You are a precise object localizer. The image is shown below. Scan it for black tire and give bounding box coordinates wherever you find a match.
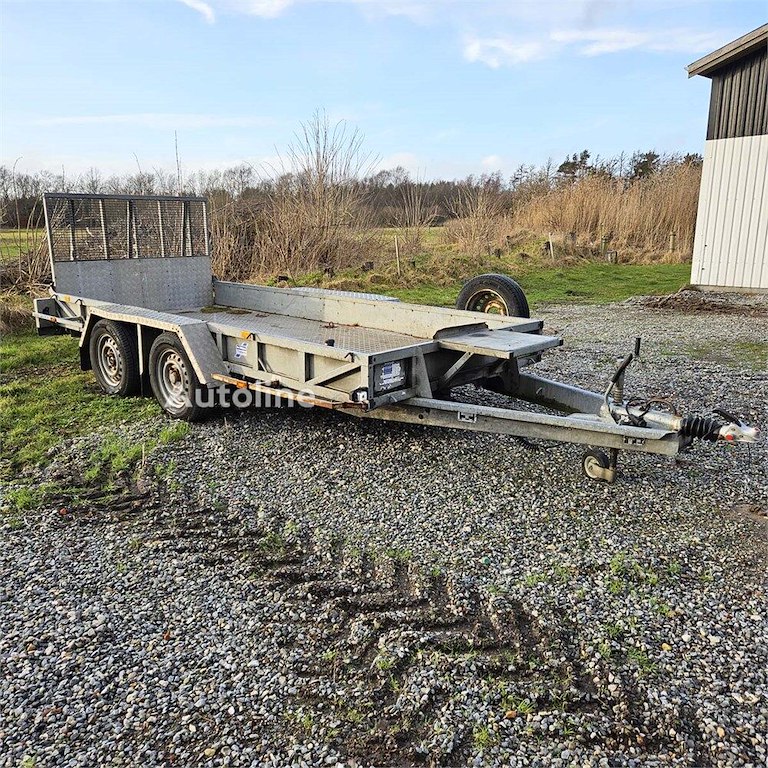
[89,319,140,396]
[582,449,610,481]
[148,332,204,421]
[456,274,530,318]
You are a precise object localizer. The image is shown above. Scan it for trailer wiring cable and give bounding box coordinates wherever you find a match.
[712,407,743,425]
[623,396,681,427]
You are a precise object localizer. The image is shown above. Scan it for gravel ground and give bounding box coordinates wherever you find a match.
[1,299,766,768]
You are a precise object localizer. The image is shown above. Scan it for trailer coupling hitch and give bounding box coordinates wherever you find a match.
[680,412,760,443]
[603,344,760,445]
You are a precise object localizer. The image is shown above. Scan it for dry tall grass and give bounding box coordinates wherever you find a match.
[512,163,700,260]
[444,184,508,256]
[0,203,51,293]
[0,291,33,334]
[2,138,703,286]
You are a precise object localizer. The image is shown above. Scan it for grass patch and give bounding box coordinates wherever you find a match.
[4,480,120,517]
[0,323,74,373]
[1,329,158,476]
[627,647,657,676]
[679,340,768,371]
[384,546,412,562]
[0,229,45,263]
[385,263,690,309]
[83,435,147,482]
[374,653,397,672]
[159,421,190,444]
[472,725,498,751]
[5,484,57,512]
[522,571,548,587]
[258,531,287,556]
[497,681,535,716]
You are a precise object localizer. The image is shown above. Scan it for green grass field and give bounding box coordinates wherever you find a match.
[0,229,45,263]
[385,263,690,307]
[0,330,159,476]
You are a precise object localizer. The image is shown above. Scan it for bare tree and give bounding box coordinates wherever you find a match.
[245,111,380,276]
[394,175,438,254]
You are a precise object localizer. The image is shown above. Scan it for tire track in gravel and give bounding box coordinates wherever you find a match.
[40,483,701,764]
[136,502,613,764]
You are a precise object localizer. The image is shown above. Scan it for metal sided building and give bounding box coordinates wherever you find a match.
[687,24,768,292]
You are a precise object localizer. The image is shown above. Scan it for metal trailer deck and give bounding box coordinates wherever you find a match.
[33,193,758,482]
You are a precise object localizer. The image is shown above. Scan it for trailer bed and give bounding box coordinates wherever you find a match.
[177,308,428,354]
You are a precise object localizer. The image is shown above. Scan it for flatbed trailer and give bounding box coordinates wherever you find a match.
[34,193,758,482]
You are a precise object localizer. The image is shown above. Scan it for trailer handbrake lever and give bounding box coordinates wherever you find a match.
[611,353,634,384]
[602,352,635,422]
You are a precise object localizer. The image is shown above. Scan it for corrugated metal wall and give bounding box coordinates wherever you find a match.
[691,134,768,290]
[707,47,768,139]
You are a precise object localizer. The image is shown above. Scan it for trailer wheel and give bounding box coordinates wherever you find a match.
[582,449,610,481]
[149,333,203,421]
[89,319,140,396]
[456,274,530,318]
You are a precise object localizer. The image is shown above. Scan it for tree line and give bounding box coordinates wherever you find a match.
[0,149,701,230]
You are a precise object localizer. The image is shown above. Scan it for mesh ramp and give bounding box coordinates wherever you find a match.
[43,193,212,312]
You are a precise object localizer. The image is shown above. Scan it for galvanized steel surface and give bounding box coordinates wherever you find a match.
[180,309,426,354]
[53,256,214,311]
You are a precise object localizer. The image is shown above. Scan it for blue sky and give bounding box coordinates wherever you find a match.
[1,0,766,180]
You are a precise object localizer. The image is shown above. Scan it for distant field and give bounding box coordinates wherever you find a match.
[375,226,446,247]
[385,263,692,307]
[0,229,46,263]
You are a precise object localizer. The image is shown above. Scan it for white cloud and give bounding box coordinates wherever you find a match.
[33,113,276,130]
[351,0,432,24]
[551,27,726,56]
[177,0,216,23]
[481,154,502,169]
[226,0,294,18]
[196,0,429,22]
[465,24,729,68]
[463,37,546,68]
[552,28,645,55]
[379,152,421,173]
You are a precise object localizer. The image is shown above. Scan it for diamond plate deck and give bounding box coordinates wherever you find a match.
[180,310,426,354]
[437,328,562,359]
